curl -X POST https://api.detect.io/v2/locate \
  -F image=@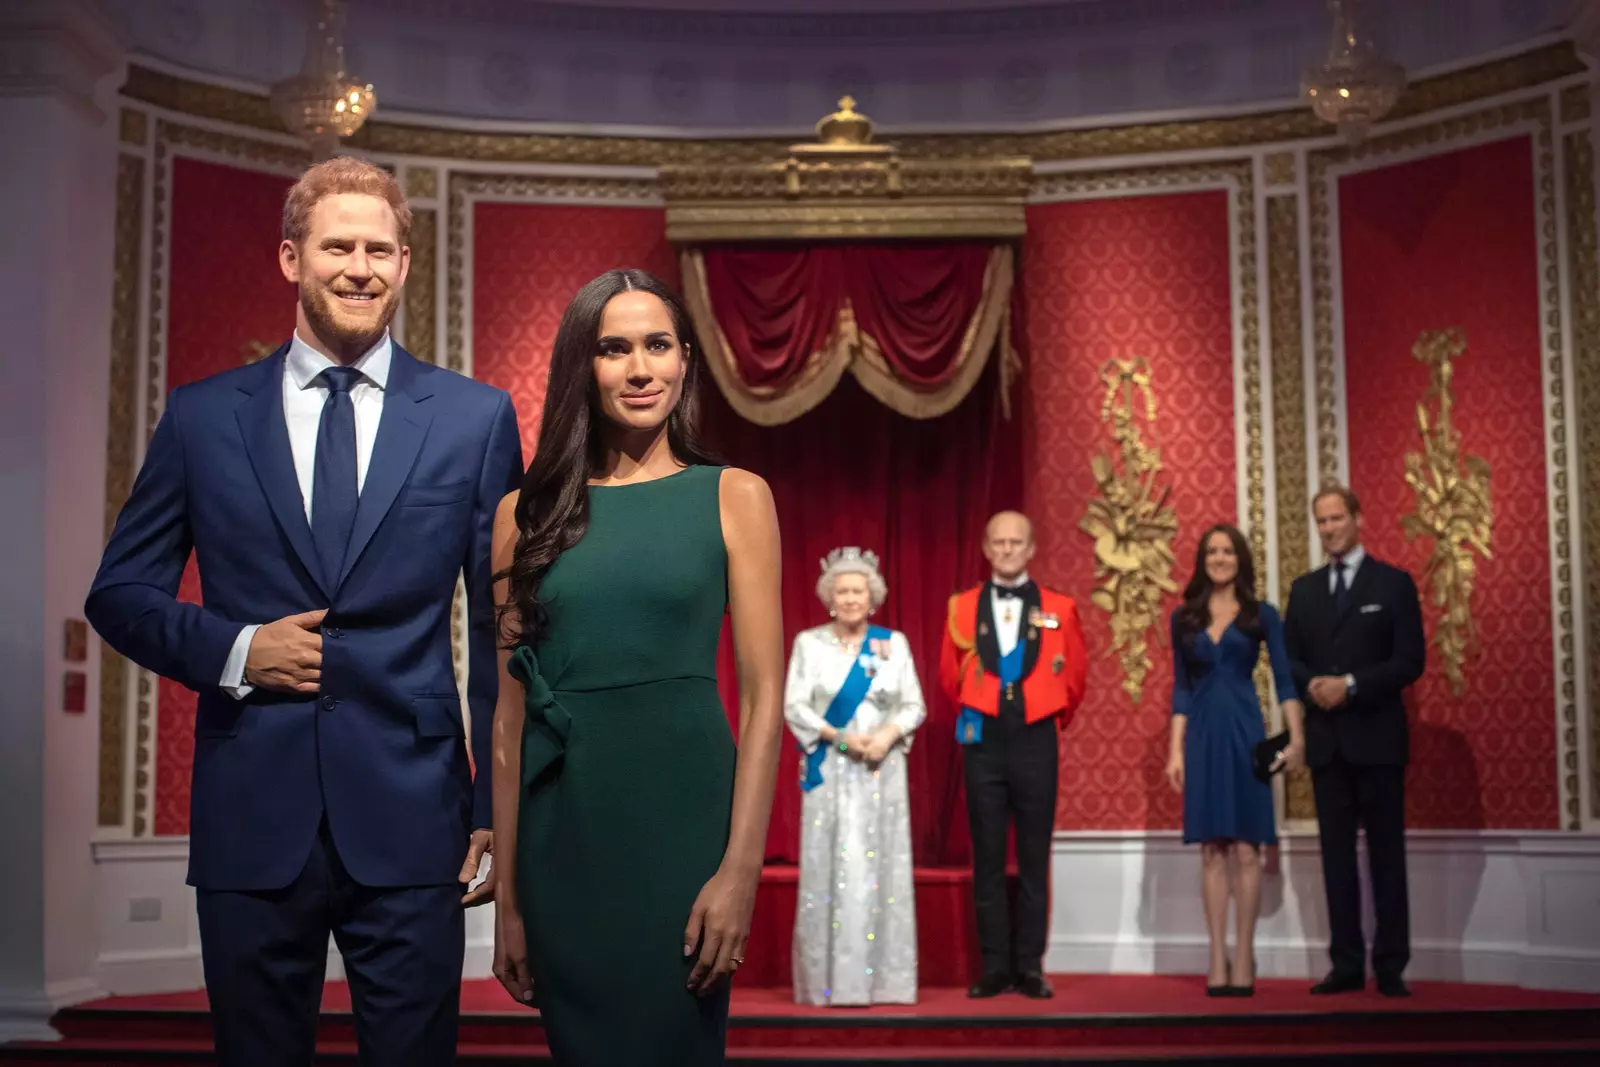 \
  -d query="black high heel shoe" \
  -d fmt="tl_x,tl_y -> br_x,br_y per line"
1206,958 -> 1231,997
1226,952 -> 1256,997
